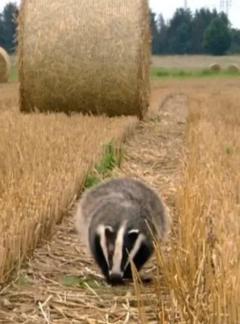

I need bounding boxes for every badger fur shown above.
[74,177,170,285]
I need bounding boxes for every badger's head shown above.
[91,220,153,285]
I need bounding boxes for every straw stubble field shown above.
[0,74,240,322]
[151,80,240,322]
[0,83,137,285]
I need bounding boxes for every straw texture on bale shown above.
[208,63,221,72]
[0,47,10,83]
[18,0,151,119]
[227,64,240,73]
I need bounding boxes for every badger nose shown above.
[108,272,123,285]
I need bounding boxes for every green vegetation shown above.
[62,275,105,288]
[84,142,123,189]
[16,274,32,287]
[151,67,240,79]
[7,59,240,83]
[9,64,18,81]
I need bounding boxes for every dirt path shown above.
[0,88,188,324]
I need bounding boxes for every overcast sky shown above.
[0,0,239,28]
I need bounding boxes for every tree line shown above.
[1,2,240,56]
[151,8,240,56]
[0,2,18,53]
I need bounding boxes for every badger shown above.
[74,177,170,285]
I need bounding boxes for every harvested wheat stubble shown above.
[0,108,136,285]
[18,0,151,119]
[0,47,10,83]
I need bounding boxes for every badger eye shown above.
[127,229,139,244]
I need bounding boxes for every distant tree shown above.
[218,11,229,26]
[150,7,240,55]
[2,2,19,53]
[229,28,240,54]
[157,14,168,54]
[204,17,231,55]
[167,8,193,54]
[0,14,5,48]
[191,8,218,53]
[150,10,160,54]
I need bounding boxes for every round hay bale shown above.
[18,0,151,119]
[227,64,240,73]
[208,63,221,72]
[0,47,11,83]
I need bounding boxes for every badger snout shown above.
[108,271,124,285]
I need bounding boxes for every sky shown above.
[0,0,239,28]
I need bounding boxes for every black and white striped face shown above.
[93,221,152,284]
